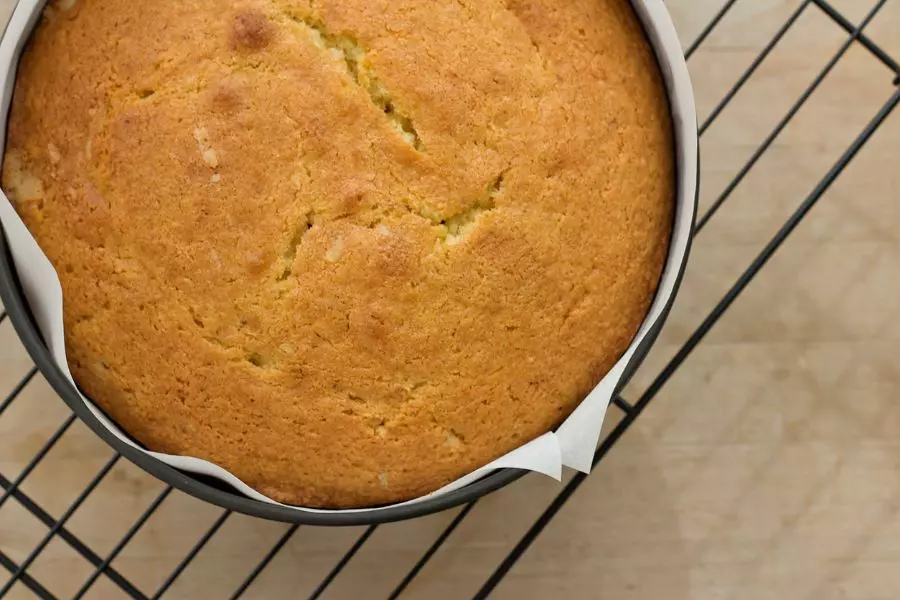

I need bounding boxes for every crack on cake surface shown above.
[203,334,275,370]
[286,12,422,149]
[432,171,505,246]
[502,0,551,71]
[278,211,315,281]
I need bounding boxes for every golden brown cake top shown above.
[3,0,673,507]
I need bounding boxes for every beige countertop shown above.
[1,0,899,598]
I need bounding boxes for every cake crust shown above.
[3,0,674,507]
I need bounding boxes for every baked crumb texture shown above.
[3,0,674,508]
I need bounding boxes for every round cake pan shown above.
[0,0,698,525]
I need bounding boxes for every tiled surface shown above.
[1,0,899,599]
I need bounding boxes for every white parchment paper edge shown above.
[0,0,697,514]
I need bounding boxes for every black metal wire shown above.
[228,524,301,600]
[684,0,739,59]
[373,3,900,595]
[812,0,900,74]
[2,2,899,599]
[150,510,231,600]
[306,525,376,600]
[317,394,620,599]
[0,10,745,597]
[72,486,173,600]
[0,413,76,511]
[696,0,890,232]
[0,550,57,600]
[611,395,634,414]
[260,1,840,593]
[700,0,812,135]
[472,87,900,599]
[0,454,121,596]
[387,503,479,600]
[0,471,147,600]
[0,366,37,417]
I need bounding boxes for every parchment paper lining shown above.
[0,0,697,514]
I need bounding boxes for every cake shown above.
[2,0,674,508]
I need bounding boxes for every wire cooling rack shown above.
[1,0,899,598]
